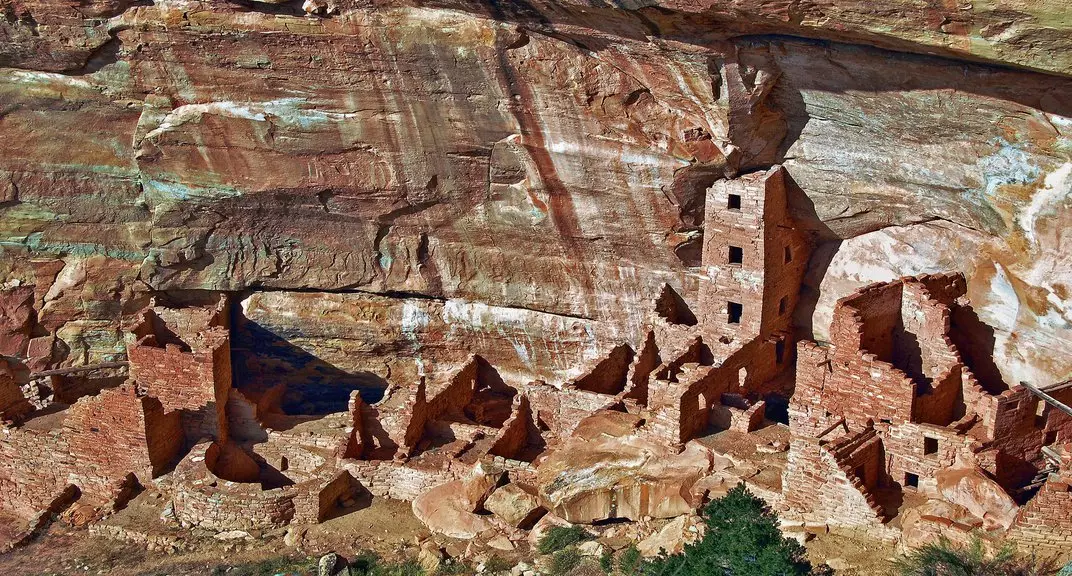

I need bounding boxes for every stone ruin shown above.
[785,274,1072,549]
[0,165,1068,556]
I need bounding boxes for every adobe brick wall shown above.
[65,385,183,495]
[0,425,72,517]
[0,360,31,422]
[127,326,231,443]
[1009,478,1072,551]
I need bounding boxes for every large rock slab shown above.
[0,2,1070,388]
[536,414,713,523]
[936,466,1020,531]
[411,463,504,539]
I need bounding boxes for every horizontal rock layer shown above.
[0,1,1068,385]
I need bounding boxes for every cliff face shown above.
[0,0,1069,386]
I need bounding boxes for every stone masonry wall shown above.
[0,360,31,422]
[65,385,184,497]
[1008,478,1072,552]
[782,433,887,529]
[881,421,978,493]
[127,328,231,443]
[0,424,72,517]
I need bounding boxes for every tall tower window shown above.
[779,296,788,315]
[728,246,743,265]
[784,246,792,263]
[727,302,743,324]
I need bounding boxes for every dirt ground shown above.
[0,493,428,576]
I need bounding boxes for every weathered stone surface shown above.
[0,2,1069,386]
[411,463,503,539]
[898,500,985,554]
[483,484,544,529]
[636,515,691,558]
[936,466,1020,531]
[536,415,713,523]
[2,0,1072,559]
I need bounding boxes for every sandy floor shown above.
[0,491,429,576]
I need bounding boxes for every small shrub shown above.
[599,549,613,574]
[378,559,425,576]
[349,552,427,576]
[484,555,514,574]
[435,559,473,576]
[894,538,1060,576]
[549,549,582,576]
[538,525,593,555]
[350,551,382,575]
[618,546,641,576]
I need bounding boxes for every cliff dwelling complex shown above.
[1,164,1069,562]
[1,0,1071,573]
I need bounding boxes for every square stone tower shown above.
[698,166,807,360]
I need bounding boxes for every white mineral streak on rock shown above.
[983,263,1019,333]
[1019,161,1071,247]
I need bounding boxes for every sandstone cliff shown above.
[0,0,1069,387]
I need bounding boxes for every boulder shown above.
[318,553,343,576]
[637,516,690,558]
[899,499,984,554]
[412,463,504,539]
[484,484,545,529]
[935,467,1019,531]
[417,541,443,573]
[536,418,713,523]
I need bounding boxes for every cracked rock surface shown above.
[0,0,1069,384]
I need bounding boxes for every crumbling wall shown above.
[65,385,183,497]
[573,344,634,395]
[1009,478,1072,551]
[0,360,31,422]
[528,383,620,439]
[782,431,887,529]
[882,421,977,493]
[488,395,542,461]
[127,326,231,443]
[0,425,72,517]
[622,331,660,406]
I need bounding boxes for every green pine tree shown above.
[642,484,831,576]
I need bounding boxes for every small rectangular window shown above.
[905,473,919,488]
[924,437,938,455]
[1044,430,1058,446]
[727,194,742,210]
[784,246,792,263]
[775,340,785,364]
[1035,401,1047,428]
[727,302,743,324]
[779,296,788,315]
[728,246,743,265]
